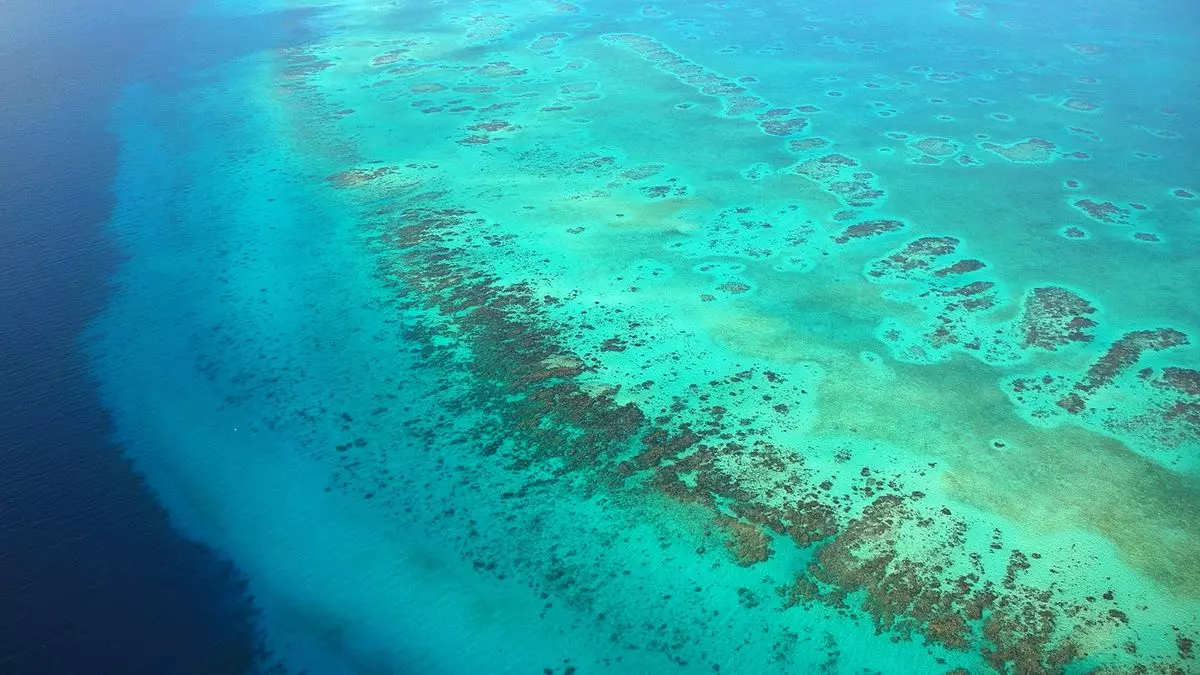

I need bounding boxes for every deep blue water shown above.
[0,0,265,672]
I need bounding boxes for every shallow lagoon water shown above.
[88,0,1198,672]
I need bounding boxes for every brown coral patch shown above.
[356,200,1194,675]
[1157,367,1200,396]
[1018,286,1098,350]
[795,153,858,180]
[758,114,808,136]
[832,219,905,244]
[934,259,986,277]
[530,32,568,51]
[911,136,958,156]
[866,236,960,280]
[469,120,516,133]
[1067,329,1191,401]
[477,61,527,77]
[717,516,774,566]
[981,138,1056,163]
[981,604,1078,674]
[631,428,699,471]
[325,166,396,188]
[1072,198,1130,225]
[409,82,447,94]
[789,137,830,152]
[723,95,767,116]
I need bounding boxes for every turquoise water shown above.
[89,0,1198,672]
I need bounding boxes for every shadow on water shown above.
[0,1,323,672]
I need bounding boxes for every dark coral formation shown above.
[717,281,752,294]
[788,137,829,152]
[325,166,396,187]
[530,31,569,51]
[1011,336,1200,454]
[1075,329,1190,396]
[347,197,1196,672]
[867,242,1113,367]
[718,517,774,566]
[1072,199,1131,225]
[333,167,1200,672]
[1018,287,1098,350]
[796,153,857,179]
[1010,328,1196,431]
[832,219,905,245]
[980,603,1080,674]
[911,136,959,157]
[476,61,527,78]
[779,495,1098,673]
[935,280,999,314]
[981,138,1056,163]
[934,258,986,277]
[1157,367,1200,396]
[866,236,961,282]
[756,108,808,136]
[725,95,767,116]
[868,239,1013,362]
[469,120,517,133]
[792,153,886,207]
[409,82,447,94]
[1066,126,1101,142]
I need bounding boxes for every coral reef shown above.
[1072,199,1131,225]
[1017,287,1098,350]
[832,219,906,244]
[981,138,1056,163]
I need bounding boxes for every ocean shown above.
[2,0,1198,673]
[0,0,268,671]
